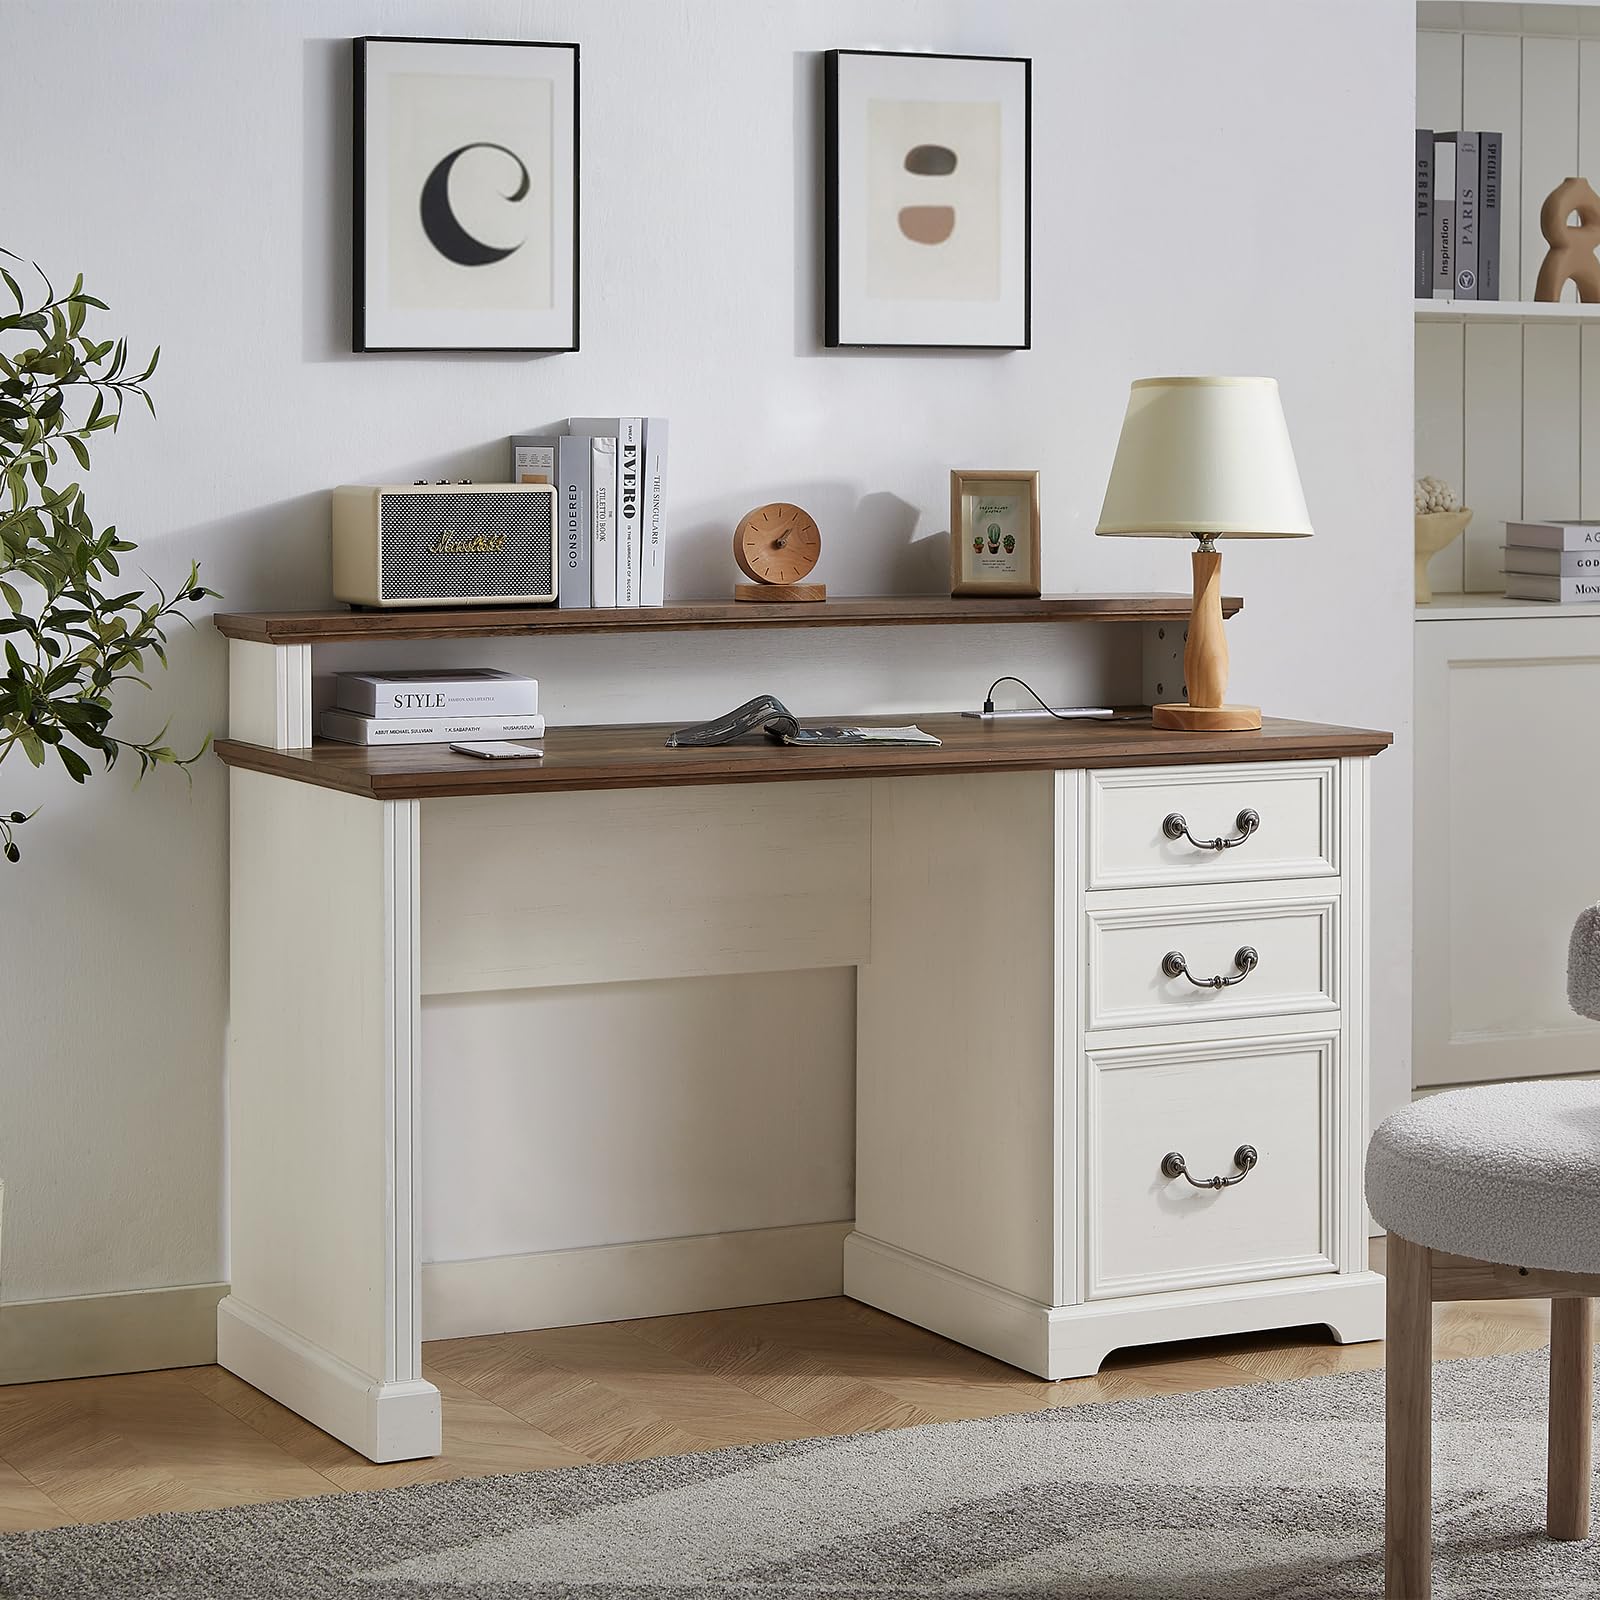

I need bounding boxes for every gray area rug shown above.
[4,1348,1599,1598]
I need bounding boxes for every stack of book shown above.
[1416,129,1502,300]
[319,668,545,745]
[1504,521,1600,602]
[512,417,668,610]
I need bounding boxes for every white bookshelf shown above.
[1416,0,1600,594]
[1416,591,1600,618]
[1417,297,1600,321]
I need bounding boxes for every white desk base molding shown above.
[217,1296,441,1463]
[420,1221,851,1341]
[219,663,1386,1462]
[843,1233,1386,1380]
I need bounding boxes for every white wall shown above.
[1,0,1414,1307]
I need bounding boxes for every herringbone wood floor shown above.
[0,1242,1571,1531]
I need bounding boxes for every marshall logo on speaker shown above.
[332,483,558,608]
[428,531,508,556]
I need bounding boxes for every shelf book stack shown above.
[1503,521,1600,602]
[1416,128,1501,300]
[513,418,669,610]
[319,668,545,746]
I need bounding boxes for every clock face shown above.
[734,502,822,585]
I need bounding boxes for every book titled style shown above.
[334,668,540,717]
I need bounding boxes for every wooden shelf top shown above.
[216,713,1391,801]
[211,592,1242,645]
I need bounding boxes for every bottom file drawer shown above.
[1085,1032,1339,1300]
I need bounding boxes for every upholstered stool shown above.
[1367,1078,1600,1598]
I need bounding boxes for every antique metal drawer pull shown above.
[1161,1144,1259,1190]
[1162,945,1259,989]
[1163,808,1260,852]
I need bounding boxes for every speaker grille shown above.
[379,491,554,601]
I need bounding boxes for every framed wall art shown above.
[824,49,1030,350]
[353,36,579,353]
[951,469,1040,596]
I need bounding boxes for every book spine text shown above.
[1416,129,1434,299]
[1455,130,1479,299]
[590,436,618,606]
[556,433,592,609]
[1478,131,1501,300]
[639,417,668,607]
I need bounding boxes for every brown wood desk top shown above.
[211,593,1243,645]
[216,713,1391,801]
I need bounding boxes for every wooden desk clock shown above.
[734,502,824,602]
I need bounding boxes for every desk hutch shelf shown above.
[212,592,1241,646]
[215,593,1243,752]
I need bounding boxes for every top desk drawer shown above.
[1087,762,1338,890]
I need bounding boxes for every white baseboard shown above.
[217,1295,440,1462]
[845,1231,1387,1381]
[422,1219,852,1340]
[0,1281,227,1385]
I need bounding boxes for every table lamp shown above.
[1095,376,1312,731]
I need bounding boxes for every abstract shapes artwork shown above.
[354,37,579,352]
[826,50,1030,349]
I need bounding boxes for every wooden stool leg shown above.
[1549,1297,1594,1540]
[1387,1234,1434,1599]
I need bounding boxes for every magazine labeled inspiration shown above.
[665,694,940,749]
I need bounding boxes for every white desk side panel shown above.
[851,771,1061,1306]
[1414,616,1600,1086]
[227,638,311,750]
[419,782,870,995]
[221,769,438,1462]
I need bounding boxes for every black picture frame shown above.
[353,36,580,354]
[824,48,1031,351]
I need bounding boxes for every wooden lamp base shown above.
[1158,543,1261,732]
[734,582,827,603]
[1153,702,1262,731]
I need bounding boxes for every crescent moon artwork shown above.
[355,37,578,353]
[418,142,531,267]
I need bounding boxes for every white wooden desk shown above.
[216,604,1389,1463]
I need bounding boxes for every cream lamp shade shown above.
[1094,376,1313,540]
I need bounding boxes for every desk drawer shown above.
[1086,1033,1338,1299]
[1085,892,1337,1032]
[1088,762,1338,890]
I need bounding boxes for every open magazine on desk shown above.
[665,694,940,749]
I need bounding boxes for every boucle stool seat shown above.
[1366,1079,1600,1275]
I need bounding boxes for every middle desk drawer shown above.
[1083,889,1339,1032]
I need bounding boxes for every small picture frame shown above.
[950,470,1041,596]
[824,49,1031,350]
[353,36,580,353]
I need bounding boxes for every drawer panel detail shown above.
[1085,893,1338,1031]
[1087,761,1338,890]
[1085,1033,1338,1300]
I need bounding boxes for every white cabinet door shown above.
[1415,614,1600,1086]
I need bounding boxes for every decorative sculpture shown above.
[1536,177,1600,303]
[1414,476,1472,605]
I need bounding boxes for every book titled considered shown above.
[321,709,548,746]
